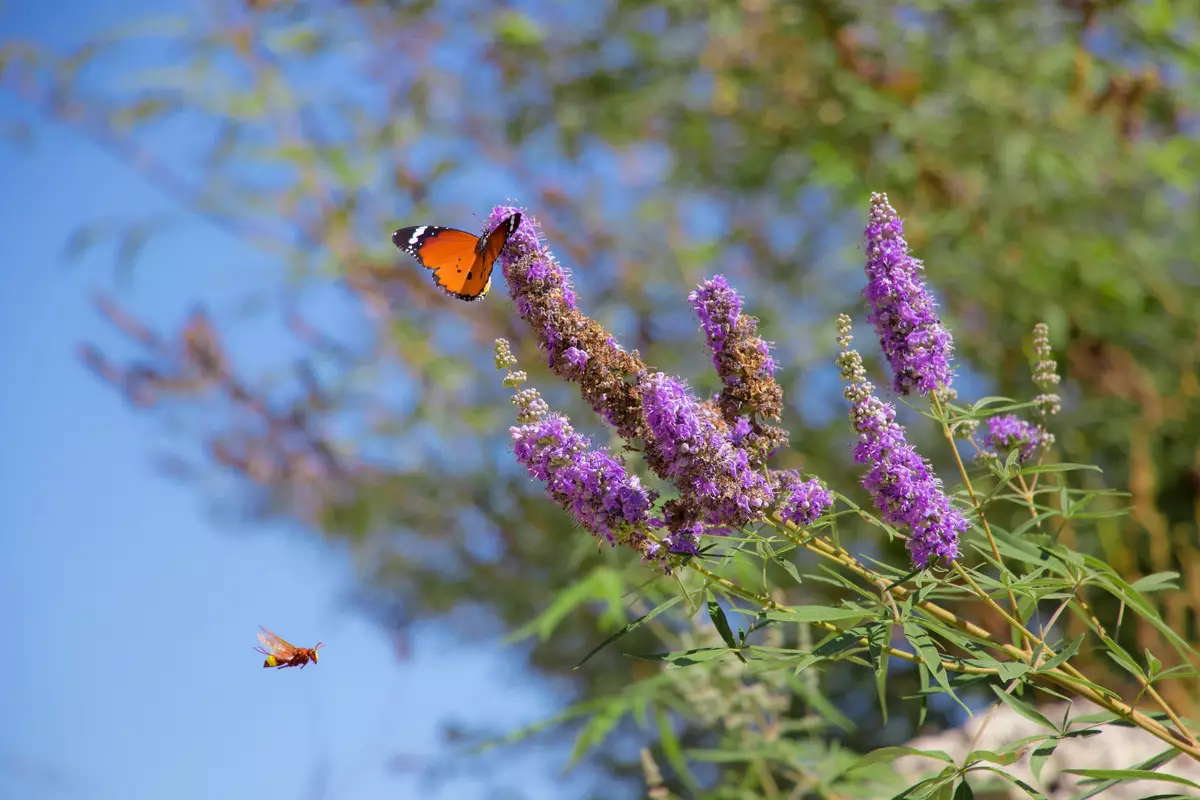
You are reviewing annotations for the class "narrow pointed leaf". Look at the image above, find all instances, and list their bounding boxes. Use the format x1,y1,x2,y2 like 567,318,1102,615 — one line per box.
706,593,744,662
989,686,1056,732
574,594,682,669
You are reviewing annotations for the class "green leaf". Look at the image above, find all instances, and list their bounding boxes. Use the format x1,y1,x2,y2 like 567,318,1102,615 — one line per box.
764,541,803,586
569,701,624,766
1063,769,1200,790
919,615,995,653
1073,747,1187,799
1017,462,1103,476
687,746,793,764
1131,572,1181,593
706,593,745,662
1034,634,1084,673
969,396,1021,414
844,745,955,773
868,621,892,725
506,567,622,643
1154,663,1200,681
1088,563,1197,659
989,687,1057,732
1030,740,1057,784
1009,509,1059,539
655,705,700,790
970,766,1050,800
988,528,1055,569
628,647,728,666
1145,648,1162,678
574,594,683,669
788,627,870,676
1003,446,1022,475
964,748,1023,767
478,677,669,754
992,660,1031,682
952,779,975,800
1098,631,1146,680
765,605,870,624
894,771,958,800
904,621,969,715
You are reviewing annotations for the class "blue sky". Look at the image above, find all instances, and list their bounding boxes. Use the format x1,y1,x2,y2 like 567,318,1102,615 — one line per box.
0,2,580,798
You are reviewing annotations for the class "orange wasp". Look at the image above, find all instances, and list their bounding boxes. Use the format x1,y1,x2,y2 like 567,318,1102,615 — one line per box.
254,626,324,669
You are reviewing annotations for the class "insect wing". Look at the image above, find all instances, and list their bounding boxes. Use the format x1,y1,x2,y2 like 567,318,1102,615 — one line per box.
256,626,300,659
391,214,522,302
391,226,484,301
471,213,522,296
479,213,521,261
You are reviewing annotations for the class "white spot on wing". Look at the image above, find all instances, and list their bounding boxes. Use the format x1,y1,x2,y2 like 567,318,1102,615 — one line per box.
408,226,427,245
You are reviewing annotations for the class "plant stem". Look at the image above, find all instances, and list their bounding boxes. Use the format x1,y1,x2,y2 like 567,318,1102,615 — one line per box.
932,393,1030,652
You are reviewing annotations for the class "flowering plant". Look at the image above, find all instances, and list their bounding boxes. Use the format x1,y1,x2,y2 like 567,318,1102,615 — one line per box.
485,194,1198,797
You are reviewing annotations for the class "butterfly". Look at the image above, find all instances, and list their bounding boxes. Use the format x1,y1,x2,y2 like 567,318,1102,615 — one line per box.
254,625,324,670
391,213,523,301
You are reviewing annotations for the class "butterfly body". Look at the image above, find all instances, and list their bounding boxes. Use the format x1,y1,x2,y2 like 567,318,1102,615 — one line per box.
254,626,323,670
392,213,522,301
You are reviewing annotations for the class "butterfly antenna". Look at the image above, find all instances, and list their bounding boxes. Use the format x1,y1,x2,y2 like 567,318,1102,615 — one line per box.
471,211,488,234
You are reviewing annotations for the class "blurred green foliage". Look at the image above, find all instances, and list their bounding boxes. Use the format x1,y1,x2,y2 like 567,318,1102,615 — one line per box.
6,0,1199,795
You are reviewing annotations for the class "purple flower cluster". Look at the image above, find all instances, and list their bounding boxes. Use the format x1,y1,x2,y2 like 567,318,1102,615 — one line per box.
774,470,834,528
491,207,847,562
863,193,955,396
660,520,705,557
489,205,647,443
982,415,1051,464
497,340,658,553
689,275,777,380
490,205,577,311
641,371,774,530
687,276,787,460
490,205,804,551
837,315,968,569
510,414,657,544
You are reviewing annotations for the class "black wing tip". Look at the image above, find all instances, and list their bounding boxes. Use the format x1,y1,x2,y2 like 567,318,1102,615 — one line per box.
487,212,521,235
392,226,419,249
448,291,487,302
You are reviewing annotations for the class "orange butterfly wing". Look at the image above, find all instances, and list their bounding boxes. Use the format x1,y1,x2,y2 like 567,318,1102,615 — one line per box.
471,213,522,298
255,625,300,659
391,214,522,302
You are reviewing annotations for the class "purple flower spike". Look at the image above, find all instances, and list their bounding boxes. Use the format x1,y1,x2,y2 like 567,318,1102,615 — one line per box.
510,413,658,546
837,315,968,569
497,337,661,559
863,193,955,396
982,415,1051,464
774,470,834,528
688,274,787,461
490,204,648,443
690,275,744,362
640,372,774,530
